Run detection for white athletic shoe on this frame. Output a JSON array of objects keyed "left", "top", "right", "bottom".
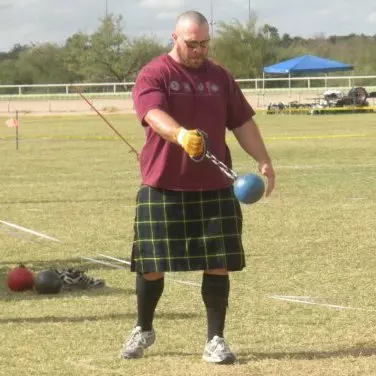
[
  {"left": 55, "top": 268, "right": 105, "bottom": 289},
  {"left": 202, "top": 335, "right": 237, "bottom": 364},
  {"left": 120, "top": 326, "right": 156, "bottom": 359}
]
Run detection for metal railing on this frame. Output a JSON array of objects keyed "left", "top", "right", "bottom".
[{"left": 0, "top": 75, "right": 376, "bottom": 97}]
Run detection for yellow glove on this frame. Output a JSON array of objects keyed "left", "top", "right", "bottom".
[{"left": 176, "top": 128, "right": 204, "bottom": 158}]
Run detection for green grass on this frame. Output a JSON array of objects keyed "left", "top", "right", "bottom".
[{"left": 0, "top": 113, "right": 376, "bottom": 376}]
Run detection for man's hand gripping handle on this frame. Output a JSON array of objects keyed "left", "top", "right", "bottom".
[{"left": 175, "top": 127, "right": 207, "bottom": 162}]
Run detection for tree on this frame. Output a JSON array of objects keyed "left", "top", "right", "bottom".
[
  {"left": 0, "top": 44, "right": 28, "bottom": 61},
  {"left": 82, "top": 14, "right": 167, "bottom": 83},
  {"left": 15, "top": 43, "right": 73, "bottom": 85},
  {"left": 0, "top": 59, "right": 20, "bottom": 85},
  {"left": 2, "top": 12, "right": 376, "bottom": 86},
  {"left": 86, "top": 14, "right": 130, "bottom": 82},
  {"left": 262, "top": 24, "right": 279, "bottom": 41},
  {"left": 62, "top": 32, "right": 91, "bottom": 82},
  {"left": 211, "top": 15, "right": 277, "bottom": 78},
  {"left": 121, "top": 36, "right": 169, "bottom": 82}
]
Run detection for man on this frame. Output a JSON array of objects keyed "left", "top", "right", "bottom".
[{"left": 120, "top": 10, "right": 275, "bottom": 364}]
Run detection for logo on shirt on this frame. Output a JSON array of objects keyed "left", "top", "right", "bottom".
[
  {"left": 168, "top": 80, "right": 220, "bottom": 95},
  {"left": 211, "top": 84, "right": 219, "bottom": 93},
  {"left": 197, "top": 83, "right": 204, "bottom": 92},
  {"left": 170, "top": 81, "right": 180, "bottom": 91},
  {"left": 182, "top": 82, "right": 192, "bottom": 92}
]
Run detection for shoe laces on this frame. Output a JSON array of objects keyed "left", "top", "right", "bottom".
[
  {"left": 55, "top": 268, "right": 103, "bottom": 286},
  {"left": 211, "top": 336, "right": 230, "bottom": 353},
  {"left": 126, "top": 327, "right": 147, "bottom": 348}
]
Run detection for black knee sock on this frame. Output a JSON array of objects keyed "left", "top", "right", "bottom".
[
  {"left": 136, "top": 273, "right": 164, "bottom": 331},
  {"left": 201, "top": 274, "right": 230, "bottom": 341}
]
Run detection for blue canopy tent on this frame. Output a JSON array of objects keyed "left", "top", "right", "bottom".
[{"left": 262, "top": 54, "right": 354, "bottom": 96}]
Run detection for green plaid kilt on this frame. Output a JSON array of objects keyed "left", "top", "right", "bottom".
[{"left": 130, "top": 185, "right": 245, "bottom": 273}]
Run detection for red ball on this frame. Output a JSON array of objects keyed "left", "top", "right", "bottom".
[{"left": 7, "top": 265, "right": 35, "bottom": 292}]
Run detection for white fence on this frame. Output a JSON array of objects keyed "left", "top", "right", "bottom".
[
  {"left": 0, "top": 75, "right": 375, "bottom": 113},
  {"left": 0, "top": 75, "right": 376, "bottom": 97}
]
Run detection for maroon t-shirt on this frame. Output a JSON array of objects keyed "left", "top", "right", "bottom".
[{"left": 132, "top": 54, "right": 255, "bottom": 191}]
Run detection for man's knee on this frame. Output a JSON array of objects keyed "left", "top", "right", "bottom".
[
  {"left": 142, "top": 272, "right": 164, "bottom": 281},
  {"left": 204, "top": 268, "right": 228, "bottom": 276}
]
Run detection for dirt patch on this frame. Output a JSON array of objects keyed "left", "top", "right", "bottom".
[
  {"left": 0, "top": 91, "right": 319, "bottom": 117},
  {"left": 0, "top": 98, "right": 135, "bottom": 116}
]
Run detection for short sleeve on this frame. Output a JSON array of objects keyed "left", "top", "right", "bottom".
[
  {"left": 132, "top": 66, "right": 169, "bottom": 126},
  {"left": 225, "top": 73, "right": 256, "bottom": 130}
]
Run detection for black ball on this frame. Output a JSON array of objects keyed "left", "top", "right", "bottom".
[{"left": 34, "top": 270, "right": 62, "bottom": 294}]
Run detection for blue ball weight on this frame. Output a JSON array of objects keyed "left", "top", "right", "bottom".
[{"left": 233, "top": 173, "right": 265, "bottom": 204}]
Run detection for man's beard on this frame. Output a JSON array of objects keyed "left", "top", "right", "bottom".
[{"left": 177, "top": 46, "right": 206, "bottom": 68}]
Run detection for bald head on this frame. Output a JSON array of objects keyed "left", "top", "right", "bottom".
[
  {"left": 175, "top": 11, "right": 209, "bottom": 34},
  {"left": 170, "top": 10, "right": 210, "bottom": 69}
]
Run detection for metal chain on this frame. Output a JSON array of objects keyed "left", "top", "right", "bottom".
[
  {"left": 205, "top": 151, "right": 238, "bottom": 181},
  {"left": 194, "top": 129, "right": 238, "bottom": 181}
]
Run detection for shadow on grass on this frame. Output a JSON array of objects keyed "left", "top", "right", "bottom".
[
  {"left": 0, "top": 257, "right": 130, "bottom": 272},
  {"left": 0, "top": 311, "right": 199, "bottom": 325},
  {"left": 0, "top": 197, "right": 131, "bottom": 205},
  {"left": 238, "top": 344, "right": 376, "bottom": 362},
  {"left": 146, "top": 351, "right": 200, "bottom": 358},
  {"left": 0, "top": 285, "right": 134, "bottom": 302},
  {"left": 69, "top": 344, "right": 376, "bottom": 362}
]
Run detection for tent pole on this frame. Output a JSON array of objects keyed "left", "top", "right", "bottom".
[
  {"left": 262, "top": 72, "right": 265, "bottom": 108},
  {"left": 289, "top": 74, "right": 291, "bottom": 115}
]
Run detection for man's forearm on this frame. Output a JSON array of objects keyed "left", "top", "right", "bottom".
[
  {"left": 144, "top": 109, "right": 205, "bottom": 157},
  {"left": 144, "top": 108, "right": 181, "bottom": 143},
  {"left": 232, "top": 118, "right": 272, "bottom": 164}
]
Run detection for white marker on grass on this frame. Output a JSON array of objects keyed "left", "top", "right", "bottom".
[
  {"left": 84, "top": 254, "right": 201, "bottom": 287},
  {"left": 269, "top": 295, "right": 376, "bottom": 312},
  {"left": 0, "top": 220, "right": 61, "bottom": 242}
]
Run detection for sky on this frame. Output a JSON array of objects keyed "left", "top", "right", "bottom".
[{"left": 0, "top": 0, "right": 376, "bottom": 52}]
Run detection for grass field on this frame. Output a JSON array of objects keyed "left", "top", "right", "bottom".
[{"left": 0, "top": 113, "right": 375, "bottom": 376}]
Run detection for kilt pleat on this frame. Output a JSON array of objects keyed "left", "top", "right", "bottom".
[{"left": 130, "top": 185, "right": 245, "bottom": 273}]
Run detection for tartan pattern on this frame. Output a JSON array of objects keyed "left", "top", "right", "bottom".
[{"left": 130, "top": 185, "right": 245, "bottom": 273}]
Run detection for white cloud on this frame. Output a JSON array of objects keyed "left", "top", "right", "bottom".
[
  {"left": 367, "top": 12, "right": 376, "bottom": 23},
  {"left": 139, "top": 0, "right": 182, "bottom": 9},
  {"left": 0, "top": 3, "right": 12, "bottom": 10},
  {"left": 157, "top": 12, "right": 178, "bottom": 20}
]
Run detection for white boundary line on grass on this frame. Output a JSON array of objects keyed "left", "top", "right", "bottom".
[
  {"left": 100, "top": 254, "right": 201, "bottom": 287},
  {"left": 98, "top": 253, "right": 131, "bottom": 266},
  {"left": 165, "top": 277, "right": 201, "bottom": 287},
  {"left": 82, "top": 254, "right": 201, "bottom": 287},
  {"left": 0, "top": 226, "right": 40, "bottom": 243},
  {"left": 269, "top": 295, "right": 376, "bottom": 312},
  {"left": 0, "top": 220, "right": 62, "bottom": 242},
  {"left": 80, "top": 256, "right": 126, "bottom": 269}
]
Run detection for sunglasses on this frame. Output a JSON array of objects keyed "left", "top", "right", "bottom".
[{"left": 183, "top": 38, "right": 210, "bottom": 49}]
